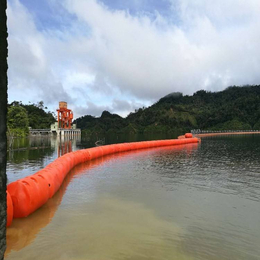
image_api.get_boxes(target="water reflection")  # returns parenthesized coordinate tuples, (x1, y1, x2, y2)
(57, 140, 72, 157)
(6, 145, 199, 260)
(104, 131, 182, 144)
(156, 136, 260, 201)
(6, 155, 109, 256)
(7, 136, 53, 164)
(53, 135, 82, 157)
(7, 135, 81, 183)
(81, 131, 183, 147)
(5, 136, 260, 260)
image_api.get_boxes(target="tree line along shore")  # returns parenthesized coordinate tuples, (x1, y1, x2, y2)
(8, 85, 260, 138)
(75, 85, 260, 138)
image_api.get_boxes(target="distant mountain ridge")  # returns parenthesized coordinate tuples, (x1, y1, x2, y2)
(74, 85, 260, 137)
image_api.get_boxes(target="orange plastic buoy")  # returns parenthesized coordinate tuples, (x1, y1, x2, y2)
(8, 175, 50, 218)
(6, 191, 13, 227)
(6, 136, 200, 224)
(185, 133, 193, 138)
(88, 147, 103, 160)
(100, 145, 113, 156)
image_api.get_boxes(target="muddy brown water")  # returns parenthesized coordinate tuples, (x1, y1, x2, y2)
(5, 135, 260, 260)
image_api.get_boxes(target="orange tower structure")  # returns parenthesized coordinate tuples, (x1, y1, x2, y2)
(57, 101, 73, 129)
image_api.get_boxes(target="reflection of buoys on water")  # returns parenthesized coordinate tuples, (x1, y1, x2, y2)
(173, 142, 199, 156)
(5, 138, 200, 255)
(6, 135, 199, 227)
(6, 172, 71, 255)
(143, 142, 199, 157)
(58, 140, 72, 157)
(6, 153, 125, 255)
(6, 160, 95, 255)
(7, 191, 13, 227)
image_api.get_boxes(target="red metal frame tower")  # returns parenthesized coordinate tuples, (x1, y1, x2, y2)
(57, 101, 73, 129)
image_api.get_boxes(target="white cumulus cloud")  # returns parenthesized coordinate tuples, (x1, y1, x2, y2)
(7, 0, 260, 118)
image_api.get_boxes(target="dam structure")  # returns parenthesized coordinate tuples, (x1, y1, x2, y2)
(50, 122, 81, 138)
(30, 102, 81, 137)
(52, 101, 81, 138)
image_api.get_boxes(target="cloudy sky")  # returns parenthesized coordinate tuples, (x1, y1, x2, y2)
(7, 0, 260, 118)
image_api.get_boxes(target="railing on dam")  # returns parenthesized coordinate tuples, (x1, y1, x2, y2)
(191, 129, 260, 134)
(29, 128, 81, 137)
(29, 129, 51, 135)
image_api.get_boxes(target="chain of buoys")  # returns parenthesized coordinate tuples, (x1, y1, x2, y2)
(6, 134, 199, 227)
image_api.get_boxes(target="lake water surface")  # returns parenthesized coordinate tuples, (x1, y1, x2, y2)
(5, 135, 260, 260)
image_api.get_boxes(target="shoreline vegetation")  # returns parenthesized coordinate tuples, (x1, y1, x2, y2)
(75, 85, 260, 138)
(8, 85, 260, 139)
(7, 101, 56, 138)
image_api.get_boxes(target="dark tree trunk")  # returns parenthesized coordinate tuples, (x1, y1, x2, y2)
(0, 0, 8, 259)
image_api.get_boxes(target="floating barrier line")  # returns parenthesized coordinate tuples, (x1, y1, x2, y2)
(195, 131, 260, 137)
(6, 135, 199, 227)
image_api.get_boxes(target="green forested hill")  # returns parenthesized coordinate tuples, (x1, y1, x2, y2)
(75, 85, 260, 137)
(22, 102, 56, 129)
(7, 101, 56, 136)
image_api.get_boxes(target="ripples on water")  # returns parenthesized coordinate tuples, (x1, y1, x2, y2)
(6, 135, 260, 260)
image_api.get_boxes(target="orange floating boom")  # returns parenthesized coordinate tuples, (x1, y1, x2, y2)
(6, 134, 200, 226)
